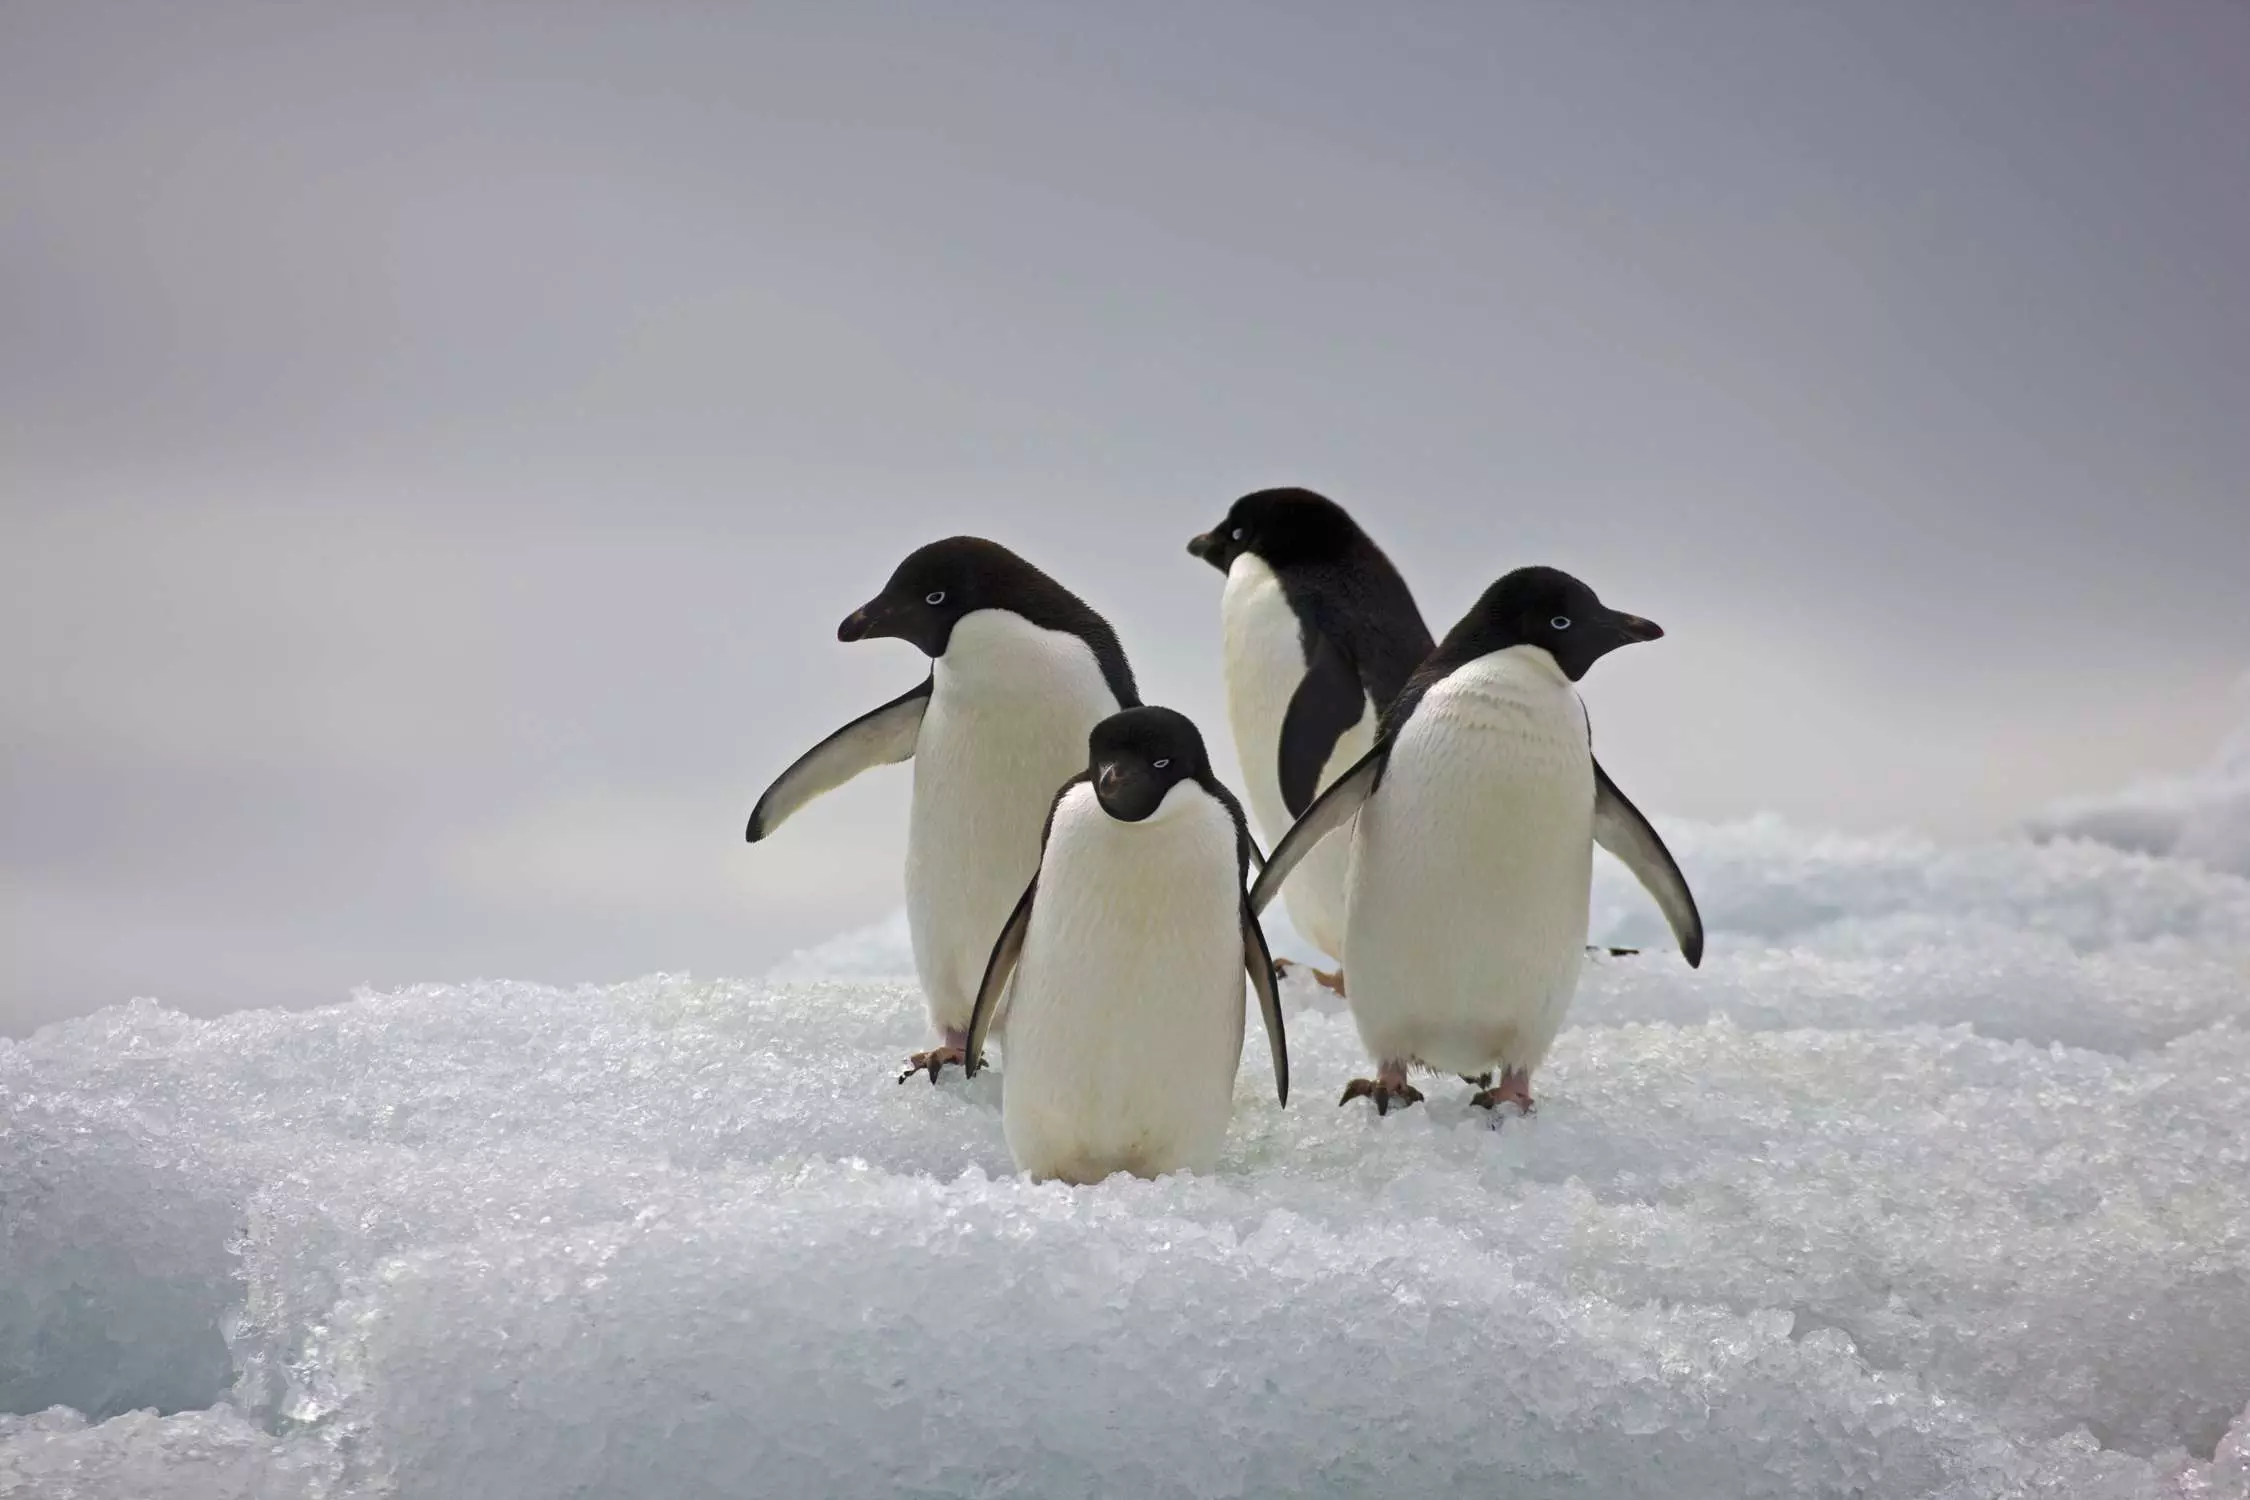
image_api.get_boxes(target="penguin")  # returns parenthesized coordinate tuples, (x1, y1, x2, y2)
(1186, 488, 1435, 995)
(747, 537, 1139, 1083)
(963, 706, 1288, 1183)
(1249, 566, 1702, 1116)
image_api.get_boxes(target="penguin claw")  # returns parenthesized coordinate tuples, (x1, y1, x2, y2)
(1469, 1069, 1535, 1116)
(1338, 1077, 1424, 1116)
(897, 1046, 967, 1085)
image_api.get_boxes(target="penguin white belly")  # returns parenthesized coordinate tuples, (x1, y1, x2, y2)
(1219, 555, 1372, 964)
(904, 612, 1122, 1036)
(1344, 647, 1594, 1078)
(999, 783, 1245, 1184)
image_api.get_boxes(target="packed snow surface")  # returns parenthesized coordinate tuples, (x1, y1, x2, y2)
(6, 819, 2250, 1497)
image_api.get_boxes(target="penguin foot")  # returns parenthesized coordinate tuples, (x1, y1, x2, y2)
(1461, 1072, 1492, 1089)
(1338, 1077, 1425, 1114)
(1340, 1061, 1423, 1116)
(1272, 958, 1348, 997)
(897, 1047, 966, 1084)
(898, 1031, 970, 1085)
(1469, 1068, 1535, 1115)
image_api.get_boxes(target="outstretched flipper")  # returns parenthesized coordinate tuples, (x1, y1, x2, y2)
(1591, 759, 1704, 967)
(1241, 899, 1289, 1106)
(746, 677, 931, 841)
(1277, 631, 1367, 818)
(1249, 745, 1383, 915)
(963, 880, 1037, 1076)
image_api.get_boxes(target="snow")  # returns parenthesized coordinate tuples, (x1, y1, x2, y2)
(6, 819, 2250, 1496)
(2029, 678, 2250, 879)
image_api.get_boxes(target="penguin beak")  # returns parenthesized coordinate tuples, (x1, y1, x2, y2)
(1186, 531, 1229, 572)
(1609, 612, 1663, 644)
(1093, 758, 1161, 821)
(837, 597, 891, 643)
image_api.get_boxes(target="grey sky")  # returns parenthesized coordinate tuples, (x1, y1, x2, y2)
(4, 2, 2246, 1035)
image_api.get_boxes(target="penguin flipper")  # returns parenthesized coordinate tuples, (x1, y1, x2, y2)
(1591, 758, 1704, 967)
(1277, 631, 1367, 818)
(1241, 898, 1288, 1106)
(965, 879, 1037, 1075)
(745, 676, 930, 841)
(1249, 745, 1382, 915)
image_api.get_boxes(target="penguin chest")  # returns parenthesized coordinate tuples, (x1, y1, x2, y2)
(904, 612, 1122, 1023)
(1000, 784, 1247, 1183)
(1219, 555, 1370, 959)
(1346, 648, 1595, 1074)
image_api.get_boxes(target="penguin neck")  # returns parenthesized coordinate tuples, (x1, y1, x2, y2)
(934, 610, 1106, 704)
(1222, 551, 1283, 604)
(1426, 645, 1582, 727)
(1493, 643, 1571, 685)
(1435, 640, 1571, 687)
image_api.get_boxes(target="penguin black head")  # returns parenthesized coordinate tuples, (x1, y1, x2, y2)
(1087, 707, 1212, 822)
(1451, 566, 1663, 682)
(1187, 487, 1364, 573)
(835, 536, 1044, 658)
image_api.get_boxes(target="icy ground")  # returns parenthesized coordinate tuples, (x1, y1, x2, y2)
(7, 827, 2250, 1496)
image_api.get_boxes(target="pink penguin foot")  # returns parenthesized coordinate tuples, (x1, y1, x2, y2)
(1469, 1067, 1535, 1115)
(1340, 1059, 1423, 1116)
(899, 1028, 971, 1085)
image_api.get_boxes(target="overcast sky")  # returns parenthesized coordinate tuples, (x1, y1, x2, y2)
(4, 2, 2246, 1035)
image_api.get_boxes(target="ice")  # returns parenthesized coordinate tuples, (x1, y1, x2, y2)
(6, 820, 2250, 1496)
(2029, 682, 2250, 879)
(1, 1091, 240, 1419)
(0, 1406, 338, 1500)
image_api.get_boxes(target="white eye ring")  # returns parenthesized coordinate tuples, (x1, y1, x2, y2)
(1230, 527, 1244, 540)
(925, 590, 946, 606)
(1550, 615, 1572, 630)
(1153, 758, 1170, 769)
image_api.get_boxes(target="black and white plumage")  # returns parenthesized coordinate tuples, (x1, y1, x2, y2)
(965, 707, 1287, 1184)
(746, 537, 1139, 1082)
(1187, 489, 1434, 979)
(1250, 566, 1701, 1116)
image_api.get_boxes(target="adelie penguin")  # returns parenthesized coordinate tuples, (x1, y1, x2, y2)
(1187, 488, 1434, 996)
(746, 537, 1139, 1084)
(964, 707, 1288, 1184)
(1250, 566, 1703, 1117)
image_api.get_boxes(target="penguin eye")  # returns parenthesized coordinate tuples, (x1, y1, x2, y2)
(1153, 758, 1170, 770)
(1549, 615, 1572, 630)
(1230, 528, 1244, 540)
(925, 590, 946, 606)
